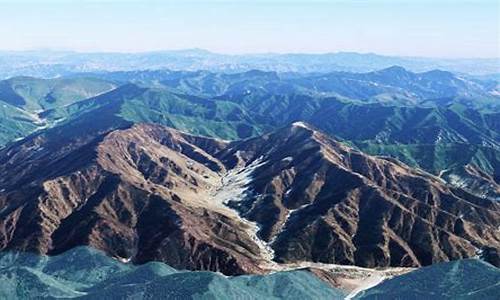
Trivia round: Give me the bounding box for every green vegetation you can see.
[0,76,116,146]
[0,102,40,145]
[119,88,268,139]
[0,70,498,197]
[0,247,345,299]
[0,77,116,111]
[355,259,500,299]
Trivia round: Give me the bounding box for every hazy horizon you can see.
[1,47,500,60]
[0,0,498,59]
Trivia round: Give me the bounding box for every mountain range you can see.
[0,59,499,298]
[0,121,498,275]
[0,67,498,200]
[0,49,499,78]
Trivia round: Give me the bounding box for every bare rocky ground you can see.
[0,122,498,285]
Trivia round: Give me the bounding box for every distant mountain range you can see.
[80,66,500,108]
[0,49,498,78]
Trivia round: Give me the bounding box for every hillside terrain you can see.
[0,76,116,145]
[0,60,499,299]
[0,246,345,299]
[0,68,498,199]
[0,122,498,275]
[355,259,500,299]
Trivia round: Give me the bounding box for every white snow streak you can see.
[210,157,276,262]
[345,273,386,299]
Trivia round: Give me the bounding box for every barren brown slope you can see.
[0,122,498,275]
[0,124,265,275]
[217,122,500,267]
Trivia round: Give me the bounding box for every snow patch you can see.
[269,203,311,246]
[210,157,276,262]
[292,121,309,129]
[345,273,386,299]
[116,256,132,263]
[448,174,468,189]
[475,248,484,259]
[211,157,265,206]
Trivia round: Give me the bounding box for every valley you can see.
[2,0,499,297]
[0,56,498,299]
[0,122,498,274]
[0,68,498,200]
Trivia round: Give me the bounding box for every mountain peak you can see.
[1,121,499,275]
[376,65,410,74]
[421,69,455,79]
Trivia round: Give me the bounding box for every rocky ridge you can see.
[0,122,498,274]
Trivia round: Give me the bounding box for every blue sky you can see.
[0,0,498,58]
